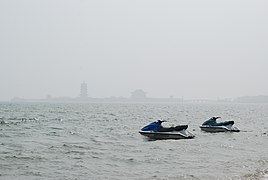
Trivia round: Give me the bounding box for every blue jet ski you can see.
[139,120,195,140]
[200,117,240,132]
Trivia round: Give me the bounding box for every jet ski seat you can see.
[157,125,188,132]
[217,120,234,126]
[174,125,188,131]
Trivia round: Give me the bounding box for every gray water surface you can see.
[0,103,267,180]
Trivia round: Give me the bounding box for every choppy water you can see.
[0,102,267,180]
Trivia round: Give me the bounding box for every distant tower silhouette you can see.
[80,82,88,98]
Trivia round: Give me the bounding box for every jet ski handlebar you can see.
[157,120,166,123]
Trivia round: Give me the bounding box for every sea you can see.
[0,102,267,180]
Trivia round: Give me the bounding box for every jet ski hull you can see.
[200,125,240,133]
[139,130,195,140]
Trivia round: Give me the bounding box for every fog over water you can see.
[0,1,268,101]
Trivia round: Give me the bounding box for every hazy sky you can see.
[0,0,267,101]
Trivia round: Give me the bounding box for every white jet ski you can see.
[139,120,195,140]
[200,117,240,133]
[139,129,195,140]
[200,124,240,132]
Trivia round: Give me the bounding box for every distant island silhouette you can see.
[233,95,268,103]
[11,83,183,103]
[10,82,268,103]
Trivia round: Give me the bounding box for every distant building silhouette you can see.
[80,82,88,98]
[131,89,147,99]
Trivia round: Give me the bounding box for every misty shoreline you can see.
[5,95,268,104]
